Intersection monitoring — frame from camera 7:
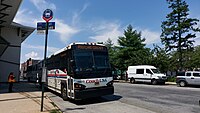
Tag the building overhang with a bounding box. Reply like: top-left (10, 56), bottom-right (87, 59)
top-left (0, 22), bottom-right (35, 57)
top-left (10, 22), bottom-right (35, 42)
top-left (0, 0), bottom-right (22, 28)
top-left (0, 0), bottom-right (35, 57)
top-left (0, 0), bottom-right (35, 42)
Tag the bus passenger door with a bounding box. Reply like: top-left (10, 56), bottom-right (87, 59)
top-left (55, 70), bottom-right (57, 90)
top-left (55, 70), bottom-right (61, 91)
top-left (48, 70), bottom-right (56, 91)
top-left (67, 77), bottom-right (74, 99)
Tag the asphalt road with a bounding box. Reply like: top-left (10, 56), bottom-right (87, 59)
top-left (114, 83), bottom-right (200, 113)
top-left (47, 83), bottom-right (200, 113)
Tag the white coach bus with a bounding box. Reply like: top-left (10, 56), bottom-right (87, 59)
top-left (27, 42), bottom-right (114, 100)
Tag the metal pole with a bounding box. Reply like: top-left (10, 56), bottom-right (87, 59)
top-left (41, 21), bottom-right (49, 112)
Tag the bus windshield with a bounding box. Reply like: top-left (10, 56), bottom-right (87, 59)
top-left (73, 50), bottom-right (111, 78)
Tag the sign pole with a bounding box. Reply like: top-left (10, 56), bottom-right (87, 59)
top-left (41, 21), bottom-right (49, 112)
top-left (40, 9), bottom-right (53, 112)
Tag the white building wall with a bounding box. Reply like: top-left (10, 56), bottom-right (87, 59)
top-left (0, 27), bottom-right (21, 82)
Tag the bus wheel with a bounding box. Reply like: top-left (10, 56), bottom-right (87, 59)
top-left (151, 79), bottom-right (157, 85)
top-left (130, 78), bottom-right (135, 84)
top-left (61, 85), bottom-right (68, 101)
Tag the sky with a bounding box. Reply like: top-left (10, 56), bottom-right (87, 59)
top-left (13, 0), bottom-right (200, 63)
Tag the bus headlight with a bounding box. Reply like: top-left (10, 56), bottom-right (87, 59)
top-left (106, 80), bottom-right (113, 86)
top-left (74, 83), bottom-right (86, 90)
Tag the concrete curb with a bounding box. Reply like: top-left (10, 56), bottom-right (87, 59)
top-left (113, 80), bottom-right (177, 85)
top-left (165, 82), bottom-right (177, 85)
top-left (45, 93), bottom-right (62, 113)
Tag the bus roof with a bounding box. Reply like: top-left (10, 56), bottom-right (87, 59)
top-left (52, 42), bottom-right (105, 56)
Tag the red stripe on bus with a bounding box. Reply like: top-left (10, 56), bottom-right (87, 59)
top-left (48, 74), bottom-right (67, 76)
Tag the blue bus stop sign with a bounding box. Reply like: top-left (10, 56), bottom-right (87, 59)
top-left (37, 22), bottom-right (55, 30)
top-left (43, 9), bottom-right (53, 22)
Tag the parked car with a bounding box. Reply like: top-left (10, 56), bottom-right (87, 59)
top-left (176, 71), bottom-right (200, 87)
top-left (127, 65), bottom-right (166, 85)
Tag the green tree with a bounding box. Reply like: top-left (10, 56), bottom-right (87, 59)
top-left (169, 49), bottom-right (193, 71)
top-left (104, 38), bottom-right (121, 77)
top-left (151, 45), bottom-right (170, 73)
top-left (104, 38), bottom-right (114, 56)
top-left (189, 46), bottom-right (200, 69)
top-left (169, 51), bottom-right (181, 71)
top-left (104, 38), bottom-right (117, 67)
top-left (116, 25), bottom-right (152, 71)
top-left (161, 0), bottom-right (200, 70)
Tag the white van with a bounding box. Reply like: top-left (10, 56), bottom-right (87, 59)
top-left (127, 65), bottom-right (166, 85)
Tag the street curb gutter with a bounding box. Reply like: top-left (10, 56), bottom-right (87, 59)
top-left (113, 80), bottom-right (177, 85)
top-left (45, 94), bottom-right (62, 113)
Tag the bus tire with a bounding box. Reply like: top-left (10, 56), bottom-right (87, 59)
top-left (61, 84), bottom-right (68, 101)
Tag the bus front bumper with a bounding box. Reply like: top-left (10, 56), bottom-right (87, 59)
top-left (74, 86), bottom-right (114, 100)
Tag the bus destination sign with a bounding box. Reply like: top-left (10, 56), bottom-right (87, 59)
top-left (76, 45), bottom-right (105, 50)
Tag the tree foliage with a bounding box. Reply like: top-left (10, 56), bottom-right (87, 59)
top-left (190, 46), bottom-right (200, 69)
top-left (103, 1), bottom-right (200, 76)
top-left (115, 25), bottom-right (152, 71)
top-left (181, 46), bottom-right (200, 70)
top-left (161, 0), bottom-right (200, 70)
top-left (104, 38), bottom-right (117, 67)
top-left (151, 45), bottom-right (170, 73)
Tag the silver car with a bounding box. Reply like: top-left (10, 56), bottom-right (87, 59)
top-left (176, 71), bottom-right (200, 87)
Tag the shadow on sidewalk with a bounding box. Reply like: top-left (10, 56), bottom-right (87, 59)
top-left (0, 82), bottom-right (41, 94)
top-left (0, 96), bottom-right (41, 102)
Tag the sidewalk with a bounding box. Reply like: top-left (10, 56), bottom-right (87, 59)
top-left (0, 82), bottom-right (61, 113)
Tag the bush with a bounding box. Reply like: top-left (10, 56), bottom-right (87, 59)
top-left (166, 76), bottom-right (176, 82)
